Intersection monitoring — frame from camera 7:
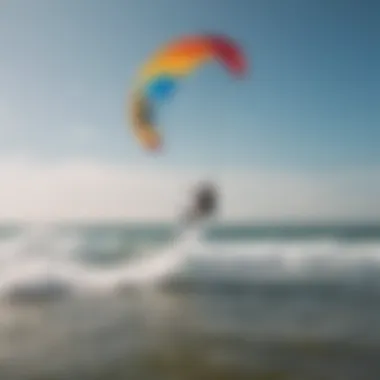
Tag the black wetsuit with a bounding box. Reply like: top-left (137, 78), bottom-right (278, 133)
top-left (195, 187), bottom-right (217, 216)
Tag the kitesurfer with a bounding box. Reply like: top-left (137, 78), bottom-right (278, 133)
top-left (195, 181), bottom-right (217, 217)
top-left (181, 181), bottom-right (218, 225)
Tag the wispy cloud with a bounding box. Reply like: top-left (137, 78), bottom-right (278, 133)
top-left (0, 154), bottom-right (379, 222)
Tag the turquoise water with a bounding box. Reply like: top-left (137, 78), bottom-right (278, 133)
top-left (1, 222), bottom-right (380, 379)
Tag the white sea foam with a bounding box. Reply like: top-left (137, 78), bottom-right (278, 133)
top-left (0, 224), bottom-right (380, 303)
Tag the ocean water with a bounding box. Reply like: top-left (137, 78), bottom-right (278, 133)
top-left (1, 222), bottom-right (380, 380)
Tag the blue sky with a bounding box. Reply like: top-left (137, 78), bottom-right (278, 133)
top-left (0, 0), bottom-right (379, 221)
top-left (1, 0), bottom-right (379, 169)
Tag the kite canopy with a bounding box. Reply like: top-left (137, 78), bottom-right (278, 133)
top-left (128, 33), bottom-right (247, 151)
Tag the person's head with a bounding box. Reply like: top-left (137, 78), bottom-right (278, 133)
top-left (197, 181), bottom-right (217, 194)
